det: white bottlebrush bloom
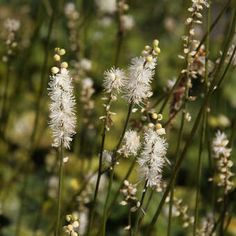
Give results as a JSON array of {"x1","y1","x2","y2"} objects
[
  {"x1": 124, "y1": 57, "x2": 156, "y2": 105},
  {"x1": 48, "y1": 68, "x2": 76, "y2": 149},
  {"x1": 103, "y1": 67, "x2": 126, "y2": 94},
  {"x1": 137, "y1": 128, "x2": 168, "y2": 187},
  {"x1": 95, "y1": 0, "x2": 117, "y2": 14},
  {"x1": 120, "y1": 130, "x2": 140, "y2": 157}
]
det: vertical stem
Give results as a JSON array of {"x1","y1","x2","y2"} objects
[
  {"x1": 102, "y1": 170, "x2": 114, "y2": 236},
  {"x1": 87, "y1": 97, "x2": 112, "y2": 235},
  {"x1": 133, "y1": 180, "x2": 148, "y2": 235},
  {"x1": 101, "y1": 103, "x2": 133, "y2": 235},
  {"x1": 56, "y1": 145, "x2": 64, "y2": 236},
  {"x1": 193, "y1": 3, "x2": 211, "y2": 234},
  {"x1": 193, "y1": 113, "x2": 205, "y2": 235},
  {"x1": 167, "y1": 111, "x2": 185, "y2": 236}
]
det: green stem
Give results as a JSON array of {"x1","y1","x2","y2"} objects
[
  {"x1": 55, "y1": 145, "x2": 64, "y2": 236},
  {"x1": 193, "y1": 113, "x2": 205, "y2": 236},
  {"x1": 133, "y1": 180, "x2": 148, "y2": 236},
  {"x1": 101, "y1": 103, "x2": 133, "y2": 235},
  {"x1": 102, "y1": 170, "x2": 114, "y2": 236},
  {"x1": 167, "y1": 110, "x2": 185, "y2": 236},
  {"x1": 87, "y1": 97, "x2": 112, "y2": 235}
]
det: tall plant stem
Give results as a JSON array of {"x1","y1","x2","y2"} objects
[
  {"x1": 101, "y1": 103, "x2": 133, "y2": 236},
  {"x1": 133, "y1": 181, "x2": 148, "y2": 236},
  {"x1": 193, "y1": 113, "x2": 206, "y2": 236},
  {"x1": 167, "y1": 110, "x2": 185, "y2": 236},
  {"x1": 193, "y1": 4, "x2": 211, "y2": 233},
  {"x1": 55, "y1": 145, "x2": 64, "y2": 236},
  {"x1": 87, "y1": 97, "x2": 112, "y2": 235}
]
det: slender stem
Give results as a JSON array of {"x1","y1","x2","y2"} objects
[
  {"x1": 133, "y1": 180, "x2": 148, "y2": 235},
  {"x1": 101, "y1": 103, "x2": 133, "y2": 235},
  {"x1": 193, "y1": 4, "x2": 211, "y2": 234},
  {"x1": 56, "y1": 145, "x2": 64, "y2": 236},
  {"x1": 87, "y1": 97, "x2": 112, "y2": 234},
  {"x1": 193, "y1": 113, "x2": 205, "y2": 235},
  {"x1": 102, "y1": 169, "x2": 114, "y2": 236},
  {"x1": 167, "y1": 110, "x2": 185, "y2": 236}
]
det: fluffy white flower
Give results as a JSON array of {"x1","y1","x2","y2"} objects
[
  {"x1": 137, "y1": 129, "x2": 168, "y2": 187},
  {"x1": 124, "y1": 57, "x2": 156, "y2": 105},
  {"x1": 103, "y1": 67, "x2": 126, "y2": 94},
  {"x1": 95, "y1": 0, "x2": 117, "y2": 14},
  {"x1": 120, "y1": 130, "x2": 140, "y2": 157},
  {"x1": 48, "y1": 68, "x2": 76, "y2": 149}
]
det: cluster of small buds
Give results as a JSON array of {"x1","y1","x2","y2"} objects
[
  {"x1": 211, "y1": 131, "x2": 234, "y2": 195},
  {"x1": 141, "y1": 39, "x2": 161, "y2": 66},
  {"x1": 118, "y1": 0, "x2": 134, "y2": 32},
  {"x1": 147, "y1": 111, "x2": 166, "y2": 135},
  {"x1": 64, "y1": 3, "x2": 80, "y2": 52},
  {"x1": 63, "y1": 213, "x2": 80, "y2": 236},
  {"x1": 197, "y1": 215, "x2": 215, "y2": 236},
  {"x1": 179, "y1": 0, "x2": 209, "y2": 80},
  {"x1": 120, "y1": 180, "x2": 140, "y2": 212},
  {"x1": 51, "y1": 47, "x2": 68, "y2": 74},
  {"x1": 2, "y1": 18, "x2": 21, "y2": 62},
  {"x1": 80, "y1": 78, "x2": 95, "y2": 128},
  {"x1": 170, "y1": 1, "x2": 209, "y2": 124},
  {"x1": 166, "y1": 196, "x2": 194, "y2": 228},
  {"x1": 155, "y1": 181, "x2": 167, "y2": 192}
]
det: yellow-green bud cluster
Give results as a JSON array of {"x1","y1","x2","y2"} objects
[
  {"x1": 141, "y1": 39, "x2": 161, "y2": 63},
  {"x1": 51, "y1": 48, "x2": 68, "y2": 75}
]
